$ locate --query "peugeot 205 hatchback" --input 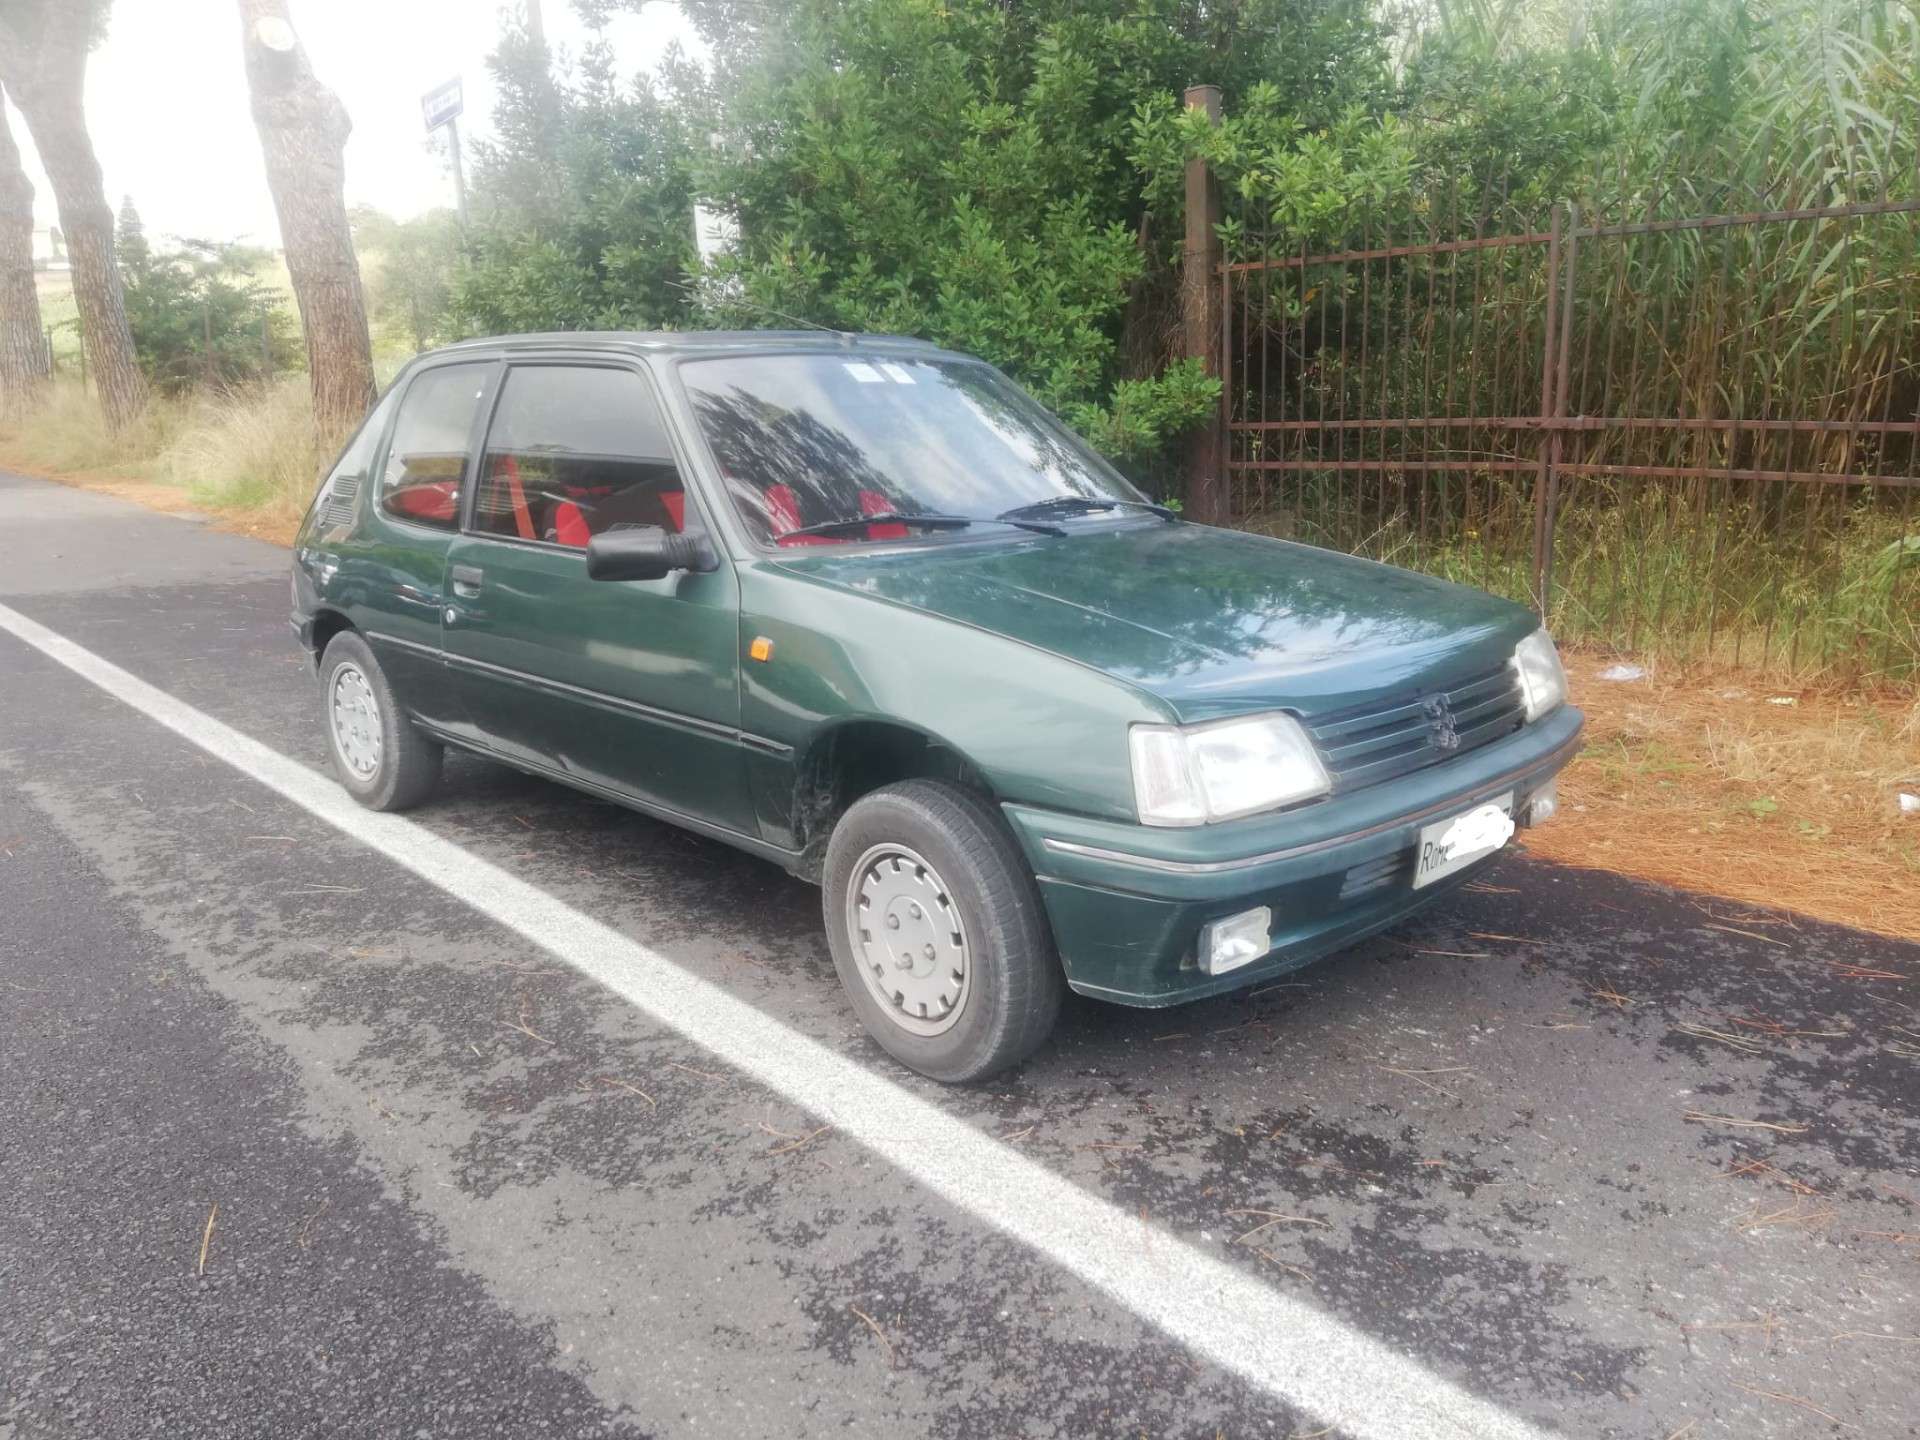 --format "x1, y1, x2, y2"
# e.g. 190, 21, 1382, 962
291, 333, 1583, 1082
